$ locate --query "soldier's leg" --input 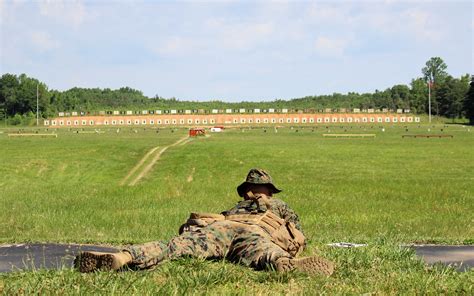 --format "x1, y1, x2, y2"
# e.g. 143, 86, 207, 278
76, 241, 166, 272
76, 221, 236, 272
228, 225, 334, 275
125, 241, 168, 269
227, 225, 291, 270
125, 221, 235, 269
167, 221, 234, 260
